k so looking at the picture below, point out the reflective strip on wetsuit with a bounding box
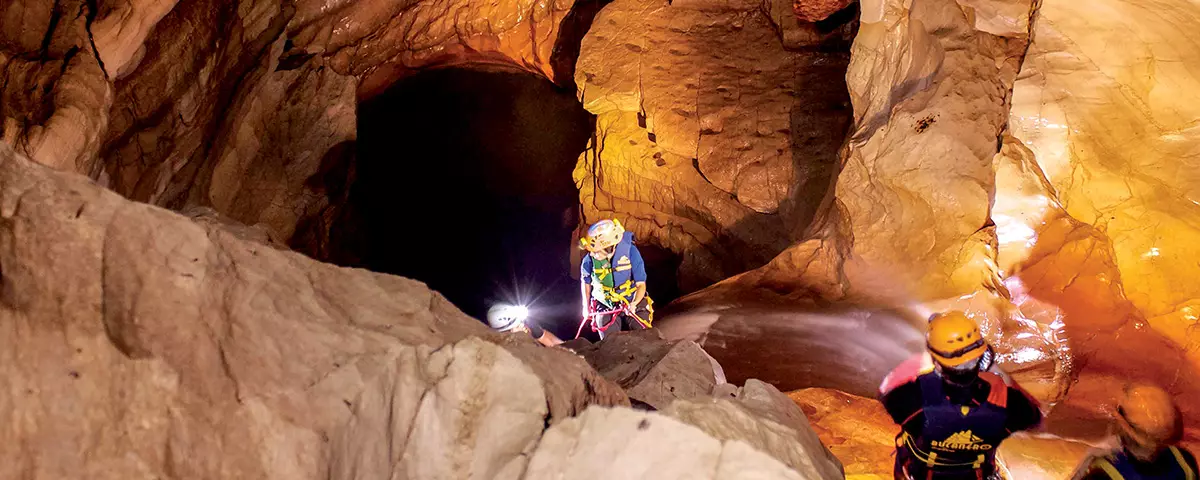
[1173,447,1196,480]
[1097,458,1127,480]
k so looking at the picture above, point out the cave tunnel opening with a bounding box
[348,67,681,338]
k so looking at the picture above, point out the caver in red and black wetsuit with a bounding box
[879,354,1043,480]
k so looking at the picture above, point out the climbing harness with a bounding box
[573,295,654,339]
[574,305,627,339]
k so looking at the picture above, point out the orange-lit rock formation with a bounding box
[662,0,1200,450]
[1004,0,1200,439]
[572,0,854,288]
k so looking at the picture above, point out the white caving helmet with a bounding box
[487,304,529,332]
[580,219,625,259]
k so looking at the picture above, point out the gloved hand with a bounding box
[582,300,593,319]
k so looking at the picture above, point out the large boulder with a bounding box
[662,380,844,479]
[570,329,727,409]
[0,142,627,478]
[523,406,818,480]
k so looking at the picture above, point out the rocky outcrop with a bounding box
[662,380,844,479]
[570,329,726,409]
[794,0,855,22]
[566,330,842,478]
[0,142,628,477]
[524,406,839,480]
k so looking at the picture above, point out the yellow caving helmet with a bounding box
[1117,383,1182,454]
[580,219,625,255]
[926,311,987,368]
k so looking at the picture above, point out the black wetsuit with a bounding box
[880,371,1042,479]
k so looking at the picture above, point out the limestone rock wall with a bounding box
[524,406,826,480]
[0,0,112,173]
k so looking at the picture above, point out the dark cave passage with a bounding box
[346,68,680,338]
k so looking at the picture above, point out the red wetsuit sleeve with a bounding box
[879,353,929,435]
[879,352,928,395]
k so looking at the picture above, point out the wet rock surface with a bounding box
[658,0,1200,452]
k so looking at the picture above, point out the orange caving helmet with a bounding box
[926,311,987,368]
[1117,383,1183,453]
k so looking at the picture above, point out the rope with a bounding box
[574,305,628,339]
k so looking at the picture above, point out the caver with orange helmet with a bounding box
[926,310,996,385]
[1069,383,1197,480]
[578,219,653,340]
[879,310,1043,480]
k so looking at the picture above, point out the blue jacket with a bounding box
[580,231,646,305]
